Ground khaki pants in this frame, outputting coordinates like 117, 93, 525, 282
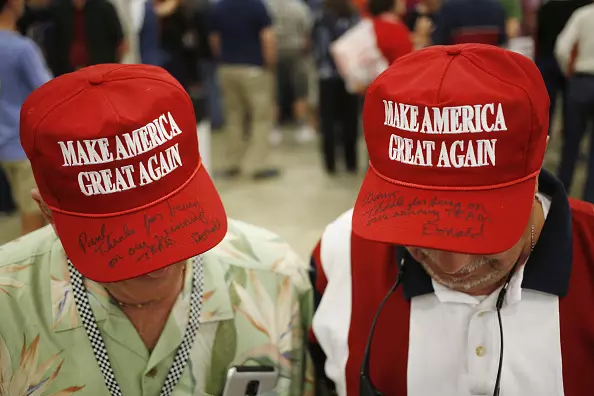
1, 160, 40, 214
219, 65, 275, 173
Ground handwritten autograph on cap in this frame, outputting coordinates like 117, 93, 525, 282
77, 199, 221, 268
360, 191, 492, 238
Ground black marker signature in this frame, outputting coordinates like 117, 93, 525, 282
361, 195, 405, 219
422, 220, 485, 239
165, 211, 207, 236
191, 219, 221, 244
78, 224, 135, 255
128, 233, 175, 262
167, 200, 204, 218
362, 191, 402, 206
144, 213, 164, 235
108, 255, 123, 268
392, 207, 440, 221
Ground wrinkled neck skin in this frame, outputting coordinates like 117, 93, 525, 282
101, 262, 185, 308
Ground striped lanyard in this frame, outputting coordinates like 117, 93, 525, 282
67, 257, 204, 396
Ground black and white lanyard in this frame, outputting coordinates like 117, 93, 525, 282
67, 257, 204, 396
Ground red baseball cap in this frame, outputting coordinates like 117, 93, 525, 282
20, 64, 227, 282
353, 44, 550, 255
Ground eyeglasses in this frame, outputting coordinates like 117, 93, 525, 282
359, 257, 520, 396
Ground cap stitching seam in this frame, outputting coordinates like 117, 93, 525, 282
46, 163, 202, 218
366, 66, 396, 97
32, 86, 88, 207
98, 86, 122, 127
369, 160, 540, 191
460, 52, 534, 175
96, 65, 130, 81
433, 56, 455, 104
99, 75, 194, 106
31, 86, 88, 132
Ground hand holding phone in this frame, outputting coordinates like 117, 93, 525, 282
221, 366, 279, 396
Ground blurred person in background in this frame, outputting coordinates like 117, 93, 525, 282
0, 0, 50, 234
266, 0, 316, 145
555, 1, 594, 203
368, 0, 413, 64
352, 0, 369, 16
44, 0, 126, 76
194, 0, 224, 130
404, 0, 441, 49
16, 0, 53, 53
520, 0, 539, 36
431, 0, 507, 46
108, 0, 162, 66
302, 0, 325, 141
156, 0, 199, 89
209, 0, 279, 180
534, 0, 590, 135
499, 0, 522, 39
312, 0, 360, 175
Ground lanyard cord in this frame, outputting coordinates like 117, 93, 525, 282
67, 257, 204, 396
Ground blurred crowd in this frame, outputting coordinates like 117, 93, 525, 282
1, 0, 594, 235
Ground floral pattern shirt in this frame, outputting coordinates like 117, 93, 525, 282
0, 220, 314, 396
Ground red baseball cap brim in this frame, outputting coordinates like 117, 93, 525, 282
352, 165, 537, 255
53, 163, 227, 283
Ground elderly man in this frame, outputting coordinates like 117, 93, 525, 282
0, 64, 313, 396
309, 44, 594, 396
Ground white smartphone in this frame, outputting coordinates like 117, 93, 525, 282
221, 366, 279, 396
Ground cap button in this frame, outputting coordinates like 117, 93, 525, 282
446, 47, 462, 56
88, 70, 103, 86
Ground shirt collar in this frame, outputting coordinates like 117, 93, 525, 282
400, 169, 573, 300
51, 250, 234, 333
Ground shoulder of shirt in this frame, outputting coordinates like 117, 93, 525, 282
573, 3, 594, 19
319, 208, 354, 257
1, 32, 36, 53
324, 208, 354, 237
208, 218, 310, 281
0, 225, 58, 267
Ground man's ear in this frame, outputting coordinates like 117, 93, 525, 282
31, 189, 54, 225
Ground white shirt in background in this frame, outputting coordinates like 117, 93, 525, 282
108, 0, 147, 65
555, 3, 594, 75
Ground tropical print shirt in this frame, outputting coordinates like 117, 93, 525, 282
0, 220, 314, 396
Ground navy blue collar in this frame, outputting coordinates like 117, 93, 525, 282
400, 170, 573, 300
